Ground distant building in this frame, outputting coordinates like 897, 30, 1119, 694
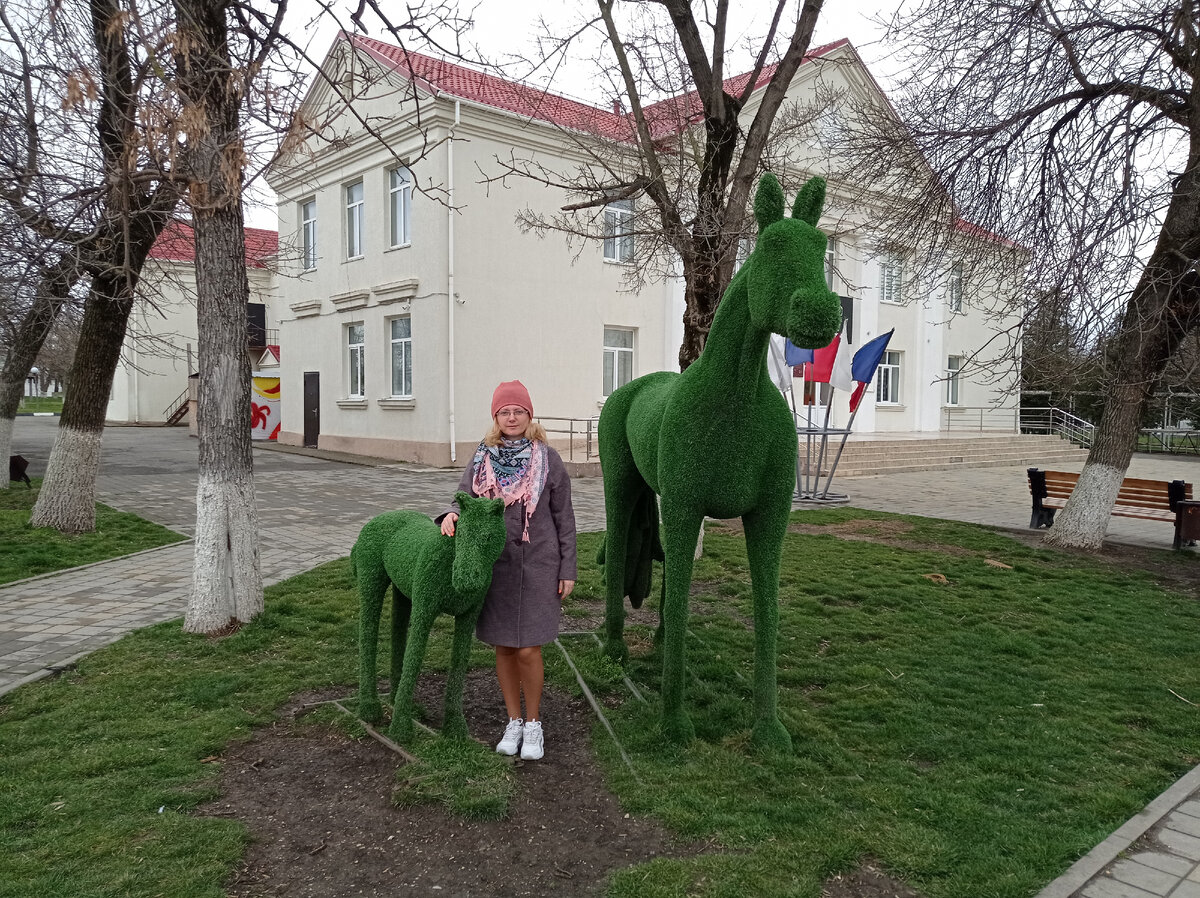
105, 221, 280, 425
262, 33, 1023, 464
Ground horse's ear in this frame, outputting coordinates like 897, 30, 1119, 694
754, 173, 785, 232
792, 176, 826, 226
454, 491, 472, 508
487, 497, 504, 514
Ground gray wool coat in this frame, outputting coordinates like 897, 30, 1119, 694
437, 445, 577, 648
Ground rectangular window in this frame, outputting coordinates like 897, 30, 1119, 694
948, 261, 964, 313
347, 323, 365, 398
876, 350, 901, 404
603, 200, 634, 263
825, 236, 838, 291
346, 180, 364, 259
603, 327, 635, 396
389, 166, 412, 248
946, 355, 963, 406
300, 200, 317, 270
880, 255, 904, 304
389, 317, 413, 398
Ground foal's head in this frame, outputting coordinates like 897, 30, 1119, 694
450, 492, 507, 596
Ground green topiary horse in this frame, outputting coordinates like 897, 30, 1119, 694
598, 173, 841, 753
352, 492, 507, 742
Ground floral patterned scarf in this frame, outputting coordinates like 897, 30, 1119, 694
471, 437, 548, 541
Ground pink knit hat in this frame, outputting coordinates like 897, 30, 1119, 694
491, 380, 534, 418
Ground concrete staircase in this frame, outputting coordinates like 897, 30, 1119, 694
800, 433, 1090, 477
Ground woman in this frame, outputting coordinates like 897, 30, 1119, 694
438, 380, 576, 761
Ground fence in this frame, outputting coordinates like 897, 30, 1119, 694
941, 405, 1021, 433
536, 416, 601, 462
1019, 407, 1096, 447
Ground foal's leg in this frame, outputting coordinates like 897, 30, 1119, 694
658, 498, 704, 743
388, 597, 440, 743
355, 552, 390, 724
440, 610, 479, 740
742, 506, 794, 754
390, 586, 411, 697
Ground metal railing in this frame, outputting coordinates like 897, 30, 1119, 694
162, 385, 190, 423
1019, 406, 1095, 447
536, 416, 601, 462
941, 405, 1020, 433
1138, 428, 1200, 457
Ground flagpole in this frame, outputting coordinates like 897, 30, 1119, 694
789, 375, 803, 500
814, 393, 834, 494
821, 405, 861, 498
804, 395, 814, 498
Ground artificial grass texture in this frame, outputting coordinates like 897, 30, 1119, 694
0, 479, 186, 584
0, 509, 1197, 897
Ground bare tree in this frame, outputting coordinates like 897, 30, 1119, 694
481, 0, 827, 369
839, 0, 1200, 550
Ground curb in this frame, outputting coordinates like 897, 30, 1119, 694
1035, 764, 1200, 897
0, 648, 103, 699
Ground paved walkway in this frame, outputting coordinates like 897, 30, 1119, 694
3, 416, 1198, 897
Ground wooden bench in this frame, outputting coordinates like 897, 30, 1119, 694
1027, 468, 1196, 549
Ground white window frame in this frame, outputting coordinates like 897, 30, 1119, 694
388, 316, 413, 399
876, 350, 901, 404
825, 236, 839, 291
389, 166, 412, 248
300, 199, 317, 271
346, 322, 365, 399
880, 255, 904, 305
946, 355, 963, 406
603, 200, 634, 263
948, 261, 964, 313
345, 180, 364, 260
602, 327, 635, 396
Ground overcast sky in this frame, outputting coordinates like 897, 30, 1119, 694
244, 1, 894, 227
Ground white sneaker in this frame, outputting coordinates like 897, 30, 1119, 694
496, 718, 523, 755
520, 719, 544, 761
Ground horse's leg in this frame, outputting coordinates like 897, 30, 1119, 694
440, 609, 479, 740
390, 586, 411, 697
355, 550, 389, 724
741, 506, 794, 754
600, 467, 645, 665
388, 598, 439, 743
658, 498, 703, 743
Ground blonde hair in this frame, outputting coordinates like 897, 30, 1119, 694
484, 418, 548, 446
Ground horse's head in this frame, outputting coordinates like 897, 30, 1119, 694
746, 173, 842, 349
450, 492, 508, 596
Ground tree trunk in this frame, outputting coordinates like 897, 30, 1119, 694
175, 0, 263, 633
29, 271, 132, 532
1045, 145, 1200, 550
0, 257, 78, 490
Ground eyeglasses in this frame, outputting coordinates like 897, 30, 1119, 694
497, 407, 529, 419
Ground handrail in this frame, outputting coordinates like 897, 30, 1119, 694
1019, 406, 1095, 447
536, 415, 601, 462
941, 405, 1020, 432
162, 385, 189, 421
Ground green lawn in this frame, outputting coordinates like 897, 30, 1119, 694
0, 480, 186, 584
17, 395, 63, 414
1, 509, 1198, 897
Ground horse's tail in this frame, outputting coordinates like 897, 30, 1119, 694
597, 484, 663, 610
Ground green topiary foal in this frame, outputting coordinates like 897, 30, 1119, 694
352, 492, 507, 742
598, 173, 841, 753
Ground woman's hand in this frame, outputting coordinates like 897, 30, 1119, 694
441, 513, 458, 536
558, 579, 575, 601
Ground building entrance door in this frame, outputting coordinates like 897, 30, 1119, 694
303, 372, 320, 448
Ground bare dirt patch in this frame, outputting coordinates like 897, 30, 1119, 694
821, 860, 927, 898
202, 670, 696, 897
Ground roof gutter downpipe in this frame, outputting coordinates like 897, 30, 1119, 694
448, 100, 459, 463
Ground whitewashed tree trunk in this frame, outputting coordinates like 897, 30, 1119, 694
1, 257, 79, 492
0, 412, 15, 491
1042, 462, 1124, 550
175, 0, 264, 633
30, 269, 135, 533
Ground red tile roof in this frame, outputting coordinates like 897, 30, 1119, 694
148, 220, 279, 268
344, 32, 847, 141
